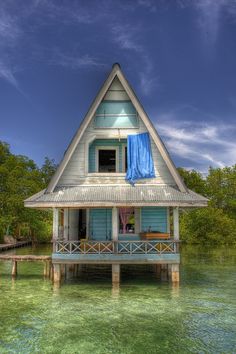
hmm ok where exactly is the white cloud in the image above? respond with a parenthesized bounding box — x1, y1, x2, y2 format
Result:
(183, 0, 236, 44)
(155, 111, 236, 171)
(50, 52, 105, 70)
(0, 61, 18, 88)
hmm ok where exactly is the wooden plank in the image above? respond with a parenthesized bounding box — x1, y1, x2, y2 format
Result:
(0, 255, 51, 261)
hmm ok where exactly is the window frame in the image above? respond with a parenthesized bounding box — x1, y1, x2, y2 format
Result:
(95, 146, 119, 173)
(122, 144, 127, 173)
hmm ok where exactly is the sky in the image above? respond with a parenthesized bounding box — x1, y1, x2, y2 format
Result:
(0, 0, 236, 173)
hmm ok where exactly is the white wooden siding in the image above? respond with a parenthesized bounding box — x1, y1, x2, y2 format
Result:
(103, 77, 129, 101)
(57, 112, 175, 186)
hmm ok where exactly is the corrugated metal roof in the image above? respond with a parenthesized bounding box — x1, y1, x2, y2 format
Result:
(25, 185, 208, 207)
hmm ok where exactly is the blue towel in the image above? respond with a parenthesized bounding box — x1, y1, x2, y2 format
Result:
(126, 132, 155, 185)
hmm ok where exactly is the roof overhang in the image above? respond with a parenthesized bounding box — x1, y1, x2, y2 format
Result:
(25, 185, 208, 209)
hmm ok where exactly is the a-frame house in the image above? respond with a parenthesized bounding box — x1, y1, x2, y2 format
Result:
(25, 63, 207, 285)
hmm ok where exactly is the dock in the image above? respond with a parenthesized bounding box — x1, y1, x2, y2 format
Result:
(0, 255, 52, 277)
(0, 241, 32, 252)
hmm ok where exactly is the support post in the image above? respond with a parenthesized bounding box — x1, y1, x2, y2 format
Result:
(171, 264, 180, 283)
(112, 207, 118, 241)
(53, 208, 59, 252)
(154, 264, 161, 279)
(173, 207, 179, 241)
(112, 264, 120, 284)
(64, 208, 69, 240)
(161, 264, 168, 281)
(53, 264, 61, 284)
(43, 261, 47, 277)
(12, 260, 17, 276)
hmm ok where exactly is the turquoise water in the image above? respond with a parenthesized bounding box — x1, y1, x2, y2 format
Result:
(0, 245, 235, 353)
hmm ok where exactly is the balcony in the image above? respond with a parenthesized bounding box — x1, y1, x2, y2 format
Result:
(53, 240, 180, 265)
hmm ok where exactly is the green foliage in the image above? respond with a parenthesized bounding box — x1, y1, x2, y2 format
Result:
(180, 208, 236, 244)
(178, 168, 206, 195)
(0, 141, 57, 242)
(205, 165, 236, 217)
(178, 165, 236, 244)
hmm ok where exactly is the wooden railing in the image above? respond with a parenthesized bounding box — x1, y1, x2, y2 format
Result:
(55, 240, 179, 255)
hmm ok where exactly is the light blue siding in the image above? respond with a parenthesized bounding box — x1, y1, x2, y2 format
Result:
(94, 101, 138, 128)
(89, 139, 126, 173)
(141, 207, 167, 233)
(90, 208, 112, 240)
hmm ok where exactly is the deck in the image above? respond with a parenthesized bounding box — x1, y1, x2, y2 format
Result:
(0, 241, 32, 252)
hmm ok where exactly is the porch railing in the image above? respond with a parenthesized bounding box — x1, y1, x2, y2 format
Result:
(54, 240, 179, 255)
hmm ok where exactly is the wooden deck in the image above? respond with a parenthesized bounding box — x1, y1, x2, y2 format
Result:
(0, 255, 52, 277)
(0, 241, 32, 252)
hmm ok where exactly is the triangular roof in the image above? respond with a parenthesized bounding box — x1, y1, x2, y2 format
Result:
(46, 63, 187, 193)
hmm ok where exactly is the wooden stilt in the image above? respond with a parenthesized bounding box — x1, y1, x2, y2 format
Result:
(155, 264, 161, 279)
(12, 260, 17, 276)
(112, 264, 120, 284)
(53, 264, 61, 284)
(43, 261, 47, 277)
(171, 264, 180, 283)
(161, 264, 168, 281)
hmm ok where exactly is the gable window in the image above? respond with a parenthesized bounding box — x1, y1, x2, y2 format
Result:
(96, 146, 119, 173)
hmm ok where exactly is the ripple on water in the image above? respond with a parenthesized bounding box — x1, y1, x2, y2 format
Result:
(0, 244, 235, 353)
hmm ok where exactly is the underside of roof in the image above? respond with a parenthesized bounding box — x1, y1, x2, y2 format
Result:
(24, 185, 208, 208)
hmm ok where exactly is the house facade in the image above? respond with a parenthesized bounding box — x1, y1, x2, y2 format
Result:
(25, 63, 207, 285)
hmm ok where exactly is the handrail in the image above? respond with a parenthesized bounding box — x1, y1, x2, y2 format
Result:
(54, 240, 179, 255)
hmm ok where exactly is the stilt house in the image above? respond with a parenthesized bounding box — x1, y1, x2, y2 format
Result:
(25, 63, 207, 284)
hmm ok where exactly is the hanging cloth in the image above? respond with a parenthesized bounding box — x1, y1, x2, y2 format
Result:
(126, 132, 155, 185)
(119, 208, 133, 234)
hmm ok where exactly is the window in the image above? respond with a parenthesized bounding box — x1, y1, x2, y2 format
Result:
(98, 149, 116, 172)
(119, 208, 135, 234)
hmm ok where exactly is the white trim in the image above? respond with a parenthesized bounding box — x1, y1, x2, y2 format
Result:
(173, 207, 179, 240)
(112, 207, 119, 241)
(122, 143, 127, 173)
(53, 208, 59, 240)
(95, 146, 119, 173)
(84, 135, 96, 175)
(46, 64, 187, 193)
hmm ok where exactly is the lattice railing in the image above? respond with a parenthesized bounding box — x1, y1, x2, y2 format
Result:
(55, 240, 179, 255)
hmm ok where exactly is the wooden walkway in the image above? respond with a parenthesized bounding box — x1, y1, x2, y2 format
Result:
(0, 255, 52, 277)
(0, 241, 32, 252)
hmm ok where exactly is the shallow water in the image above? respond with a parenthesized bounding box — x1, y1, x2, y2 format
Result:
(0, 244, 235, 354)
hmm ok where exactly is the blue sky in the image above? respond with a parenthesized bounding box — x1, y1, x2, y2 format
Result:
(0, 0, 236, 173)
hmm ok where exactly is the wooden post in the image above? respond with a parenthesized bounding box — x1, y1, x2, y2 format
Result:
(161, 264, 168, 281)
(53, 264, 61, 284)
(53, 208, 59, 252)
(171, 264, 180, 283)
(43, 261, 47, 277)
(64, 208, 69, 240)
(12, 260, 17, 276)
(112, 207, 118, 241)
(47, 261, 51, 277)
(173, 207, 179, 241)
(154, 264, 161, 279)
(112, 264, 120, 284)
